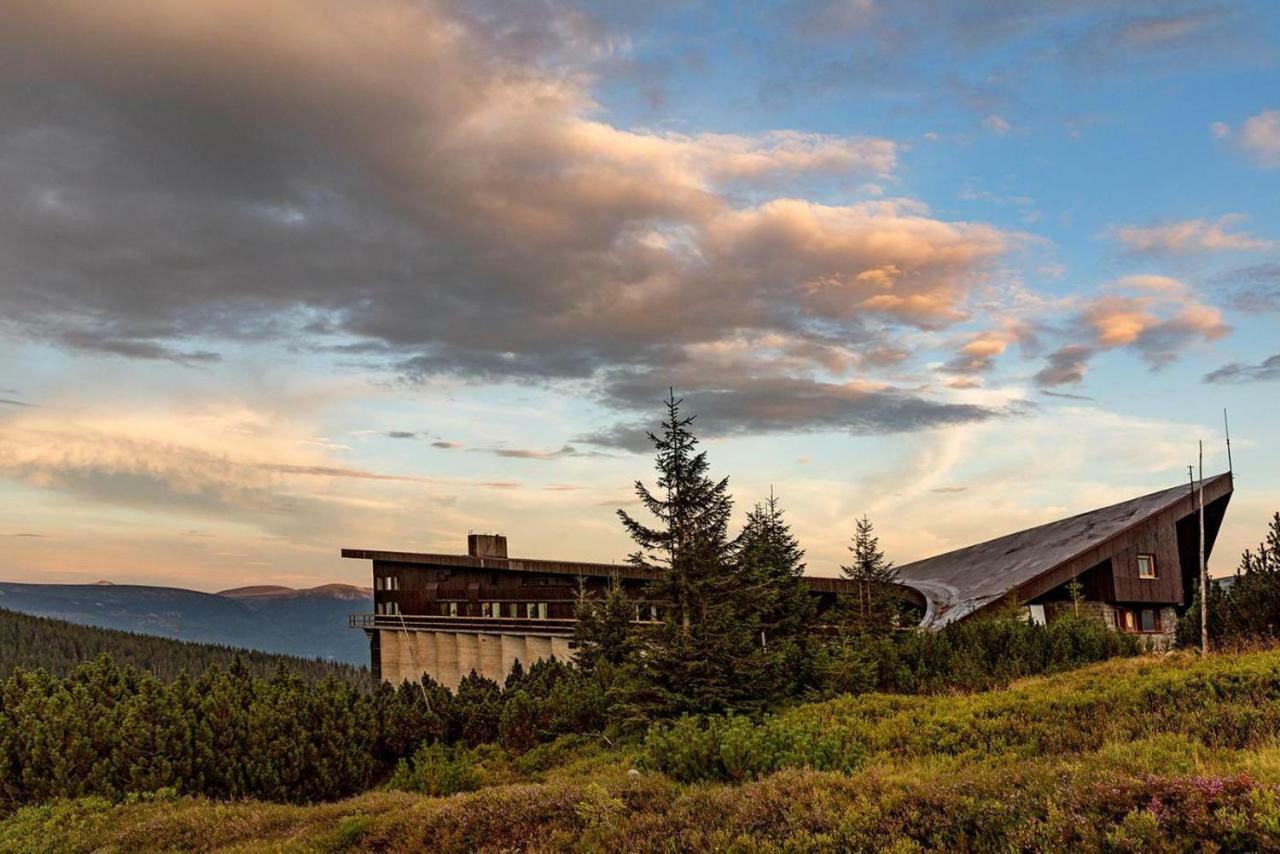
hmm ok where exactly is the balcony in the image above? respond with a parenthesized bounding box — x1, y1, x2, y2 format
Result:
(349, 612, 577, 636)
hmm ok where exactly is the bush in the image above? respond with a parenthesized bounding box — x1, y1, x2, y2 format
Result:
(815, 615, 1139, 699)
(649, 649, 1280, 782)
(643, 713, 864, 783)
(386, 743, 480, 796)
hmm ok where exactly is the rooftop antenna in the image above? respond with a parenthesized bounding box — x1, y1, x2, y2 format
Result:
(1199, 440, 1208, 657)
(1224, 408, 1234, 474)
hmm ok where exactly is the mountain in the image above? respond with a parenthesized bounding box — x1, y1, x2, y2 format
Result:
(0, 606, 368, 685)
(0, 581, 372, 665)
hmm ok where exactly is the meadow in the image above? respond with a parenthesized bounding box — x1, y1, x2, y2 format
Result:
(7, 648, 1280, 852)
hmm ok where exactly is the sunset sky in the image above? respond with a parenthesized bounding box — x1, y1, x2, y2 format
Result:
(1, 0, 1278, 591)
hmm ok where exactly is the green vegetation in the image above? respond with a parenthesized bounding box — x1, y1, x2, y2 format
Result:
(8, 650, 1280, 851)
(0, 606, 368, 685)
(838, 513, 902, 636)
(0, 652, 608, 808)
(1180, 511, 1280, 648)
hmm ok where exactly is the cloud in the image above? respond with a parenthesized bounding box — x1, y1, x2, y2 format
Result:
(940, 323, 1036, 375)
(0, 0, 1021, 438)
(0, 397, 35, 407)
(1034, 276, 1228, 386)
(1218, 262, 1280, 313)
(485, 445, 599, 460)
(1238, 109, 1280, 168)
(785, 1, 1256, 100)
(1211, 121, 1231, 139)
(582, 373, 1011, 451)
(431, 440, 463, 449)
(255, 463, 428, 482)
(1203, 354, 1280, 384)
(1109, 215, 1273, 254)
(1034, 345, 1094, 387)
(983, 115, 1012, 135)
(385, 431, 420, 439)
(1040, 389, 1095, 402)
(0, 403, 529, 541)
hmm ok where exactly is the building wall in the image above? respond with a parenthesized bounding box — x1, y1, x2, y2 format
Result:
(1041, 601, 1177, 650)
(374, 628, 573, 689)
(371, 559, 646, 622)
(1109, 524, 1184, 605)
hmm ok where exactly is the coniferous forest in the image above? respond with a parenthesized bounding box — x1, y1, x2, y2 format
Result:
(0, 607, 368, 685)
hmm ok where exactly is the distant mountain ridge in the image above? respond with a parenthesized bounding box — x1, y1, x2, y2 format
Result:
(0, 606, 368, 685)
(219, 583, 371, 600)
(0, 581, 372, 665)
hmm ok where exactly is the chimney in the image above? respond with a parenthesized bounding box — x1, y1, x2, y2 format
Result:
(468, 533, 508, 559)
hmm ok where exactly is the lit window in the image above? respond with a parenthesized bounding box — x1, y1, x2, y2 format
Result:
(375, 577, 383, 591)
(1120, 609, 1134, 631)
(1137, 554, 1157, 579)
(537, 602, 548, 619)
(1140, 609, 1157, 632)
(449, 601, 458, 617)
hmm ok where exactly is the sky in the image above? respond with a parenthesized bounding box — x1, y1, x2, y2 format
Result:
(1, 0, 1278, 591)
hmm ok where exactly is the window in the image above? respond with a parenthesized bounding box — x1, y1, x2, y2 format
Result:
(375, 577, 383, 591)
(448, 601, 458, 617)
(1119, 608, 1135, 631)
(536, 602, 548, 619)
(1137, 554, 1157, 579)
(481, 602, 493, 618)
(1140, 609, 1158, 632)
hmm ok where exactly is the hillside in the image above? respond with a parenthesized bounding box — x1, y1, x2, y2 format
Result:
(7, 648, 1280, 851)
(0, 606, 369, 686)
(0, 580, 370, 664)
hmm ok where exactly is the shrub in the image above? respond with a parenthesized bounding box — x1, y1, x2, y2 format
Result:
(643, 713, 864, 783)
(386, 743, 480, 796)
(649, 649, 1280, 782)
(499, 690, 538, 753)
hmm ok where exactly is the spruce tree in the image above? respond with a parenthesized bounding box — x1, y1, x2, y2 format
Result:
(840, 515, 901, 637)
(616, 391, 760, 718)
(572, 573, 634, 672)
(735, 492, 817, 700)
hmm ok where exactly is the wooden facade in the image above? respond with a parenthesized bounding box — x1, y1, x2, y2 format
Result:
(344, 534, 859, 686)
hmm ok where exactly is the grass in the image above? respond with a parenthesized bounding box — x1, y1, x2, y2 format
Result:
(8, 649, 1280, 852)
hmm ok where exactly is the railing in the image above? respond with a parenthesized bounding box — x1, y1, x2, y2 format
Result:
(350, 613, 578, 636)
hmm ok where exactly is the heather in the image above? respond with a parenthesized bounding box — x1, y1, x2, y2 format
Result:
(6, 650, 1280, 852)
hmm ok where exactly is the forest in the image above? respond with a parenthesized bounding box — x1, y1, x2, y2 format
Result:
(0, 607, 368, 685)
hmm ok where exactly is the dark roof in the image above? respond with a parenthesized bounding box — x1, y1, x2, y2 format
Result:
(340, 547, 861, 594)
(897, 473, 1233, 628)
(340, 548, 659, 580)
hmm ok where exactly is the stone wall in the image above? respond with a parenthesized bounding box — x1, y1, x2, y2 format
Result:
(1041, 600, 1178, 650)
(376, 629, 572, 689)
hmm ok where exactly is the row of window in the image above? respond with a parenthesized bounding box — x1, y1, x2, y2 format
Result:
(375, 576, 400, 591)
(371, 600, 662, 622)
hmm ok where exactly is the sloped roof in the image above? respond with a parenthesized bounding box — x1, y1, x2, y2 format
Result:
(898, 473, 1232, 628)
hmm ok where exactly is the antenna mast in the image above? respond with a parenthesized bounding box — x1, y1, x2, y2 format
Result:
(1224, 409, 1233, 474)
(1199, 440, 1208, 656)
